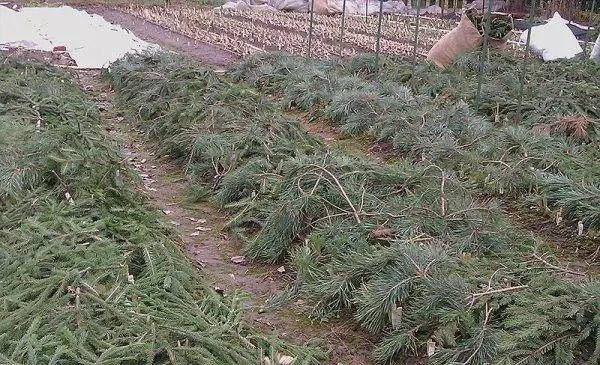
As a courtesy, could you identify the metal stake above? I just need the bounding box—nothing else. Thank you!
[474,0,494,112]
[375,0,385,70]
[308,0,315,57]
[516,0,537,123]
[339,0,347,56]
[411,0,422,73]
[582,0,597,59]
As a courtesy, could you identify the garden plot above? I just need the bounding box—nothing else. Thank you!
[0,5,157,68]
[115,4,525,59]
[119,4,461,58]
[107,51,600,365]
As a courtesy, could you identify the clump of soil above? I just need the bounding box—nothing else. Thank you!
[1,47,76,67]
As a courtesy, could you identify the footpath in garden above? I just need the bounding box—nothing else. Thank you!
[75,67,375,365]
[0,54,331,364]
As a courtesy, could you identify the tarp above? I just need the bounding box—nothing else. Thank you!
[0,6,158,68]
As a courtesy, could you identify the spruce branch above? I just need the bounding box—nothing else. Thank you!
[530,253,587,277]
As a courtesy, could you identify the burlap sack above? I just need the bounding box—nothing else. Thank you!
[311,0,339,14]
[311,0,358,15]
[427,13,482,68]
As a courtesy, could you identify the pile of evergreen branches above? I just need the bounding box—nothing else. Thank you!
[0,57,325,364]
[108,53,600,364]
[228,52,600,231]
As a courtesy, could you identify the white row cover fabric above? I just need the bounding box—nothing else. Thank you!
[519,12,583,61]
[591,34,600,63]
[0,6,158,68]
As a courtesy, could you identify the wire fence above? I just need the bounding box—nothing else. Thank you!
[302,0,598,122]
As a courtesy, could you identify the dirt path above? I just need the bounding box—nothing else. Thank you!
[80,5,238,68]
[73,69,375,365]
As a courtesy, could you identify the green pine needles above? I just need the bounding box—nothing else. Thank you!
[228,51,600,231]
[0,57,325,364]
[108,52,600,365]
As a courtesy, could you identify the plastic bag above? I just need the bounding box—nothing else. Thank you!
[519,12,583,61]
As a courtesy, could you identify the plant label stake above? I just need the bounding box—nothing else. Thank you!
[474,0,494,113]
[516,0,537,123]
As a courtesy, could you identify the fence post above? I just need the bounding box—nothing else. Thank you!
[474,0,494,113]
[307,0,315,57]
[582,0,597,59]
[339,0,347,56]
[375,0,385,71]
[366,0,369,22]
[516,0,537,123]
[411,0,422,73]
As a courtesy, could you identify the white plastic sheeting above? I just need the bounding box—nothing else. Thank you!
[519,12,583,61]
[0,6,158,68]
[0,6,54,50]
[218,0,409,15]
[591,34,600,63]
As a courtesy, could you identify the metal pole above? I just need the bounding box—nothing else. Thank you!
[375,0,385,70]
[308,0,315,57]
[516,0,537,123]
[411,0,422,72]
[474,0,494,112]
[365,0,369,22]
[582,0,597,59]
[339,0,347,56]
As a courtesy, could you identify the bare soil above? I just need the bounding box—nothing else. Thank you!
[504,201,600,276]
[73,69,375,365]
[80,5,238,67]
[1,47,76,66]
